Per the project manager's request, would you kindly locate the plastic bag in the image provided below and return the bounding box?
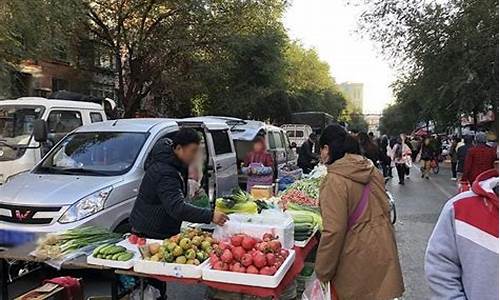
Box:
[302,273,332,300]
[130,284,161,300]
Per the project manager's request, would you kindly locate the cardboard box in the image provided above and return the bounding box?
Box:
[250,185,273,199]
[15,282,65,300]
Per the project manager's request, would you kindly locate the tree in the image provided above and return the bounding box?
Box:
[0,0,82,96]
[82,0,287,117]
[357,0,498,133]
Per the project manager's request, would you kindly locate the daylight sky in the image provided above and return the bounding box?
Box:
[284,0,394,114]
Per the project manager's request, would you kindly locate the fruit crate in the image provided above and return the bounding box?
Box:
[133,258,209,278]
[87,240,140,269]
[202,250,296,288]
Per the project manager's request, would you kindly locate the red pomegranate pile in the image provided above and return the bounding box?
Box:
[209,233,290,276]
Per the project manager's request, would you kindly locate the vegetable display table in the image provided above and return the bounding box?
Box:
[116,236,318,299]
[0,242,119,300]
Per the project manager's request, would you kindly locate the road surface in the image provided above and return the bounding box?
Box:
[390,163,457,299]
[7,163,458,299]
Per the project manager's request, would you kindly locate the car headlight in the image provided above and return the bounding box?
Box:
[59,186,113,223]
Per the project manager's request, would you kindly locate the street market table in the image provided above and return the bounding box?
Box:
[116,236,318,299]
[0,241,119,300]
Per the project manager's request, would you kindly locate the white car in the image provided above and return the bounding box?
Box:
[281,124,313,147]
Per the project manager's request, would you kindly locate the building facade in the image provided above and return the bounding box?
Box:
[339,82,364,112]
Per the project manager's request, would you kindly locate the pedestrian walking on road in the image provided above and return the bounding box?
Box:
[419,137,433,179]
[425,168,498,300]
[393,137,412,185]
[456,135,473,178]
[378,135,392,178]
[462,132,498,184]
[359,131,380,167]
[315,124,404,300]
[449,137,460,180]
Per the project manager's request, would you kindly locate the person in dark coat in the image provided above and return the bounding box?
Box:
[358,132,380,167]
[297,133,319,173]
[456,135,473,178]
[130,128,228,239]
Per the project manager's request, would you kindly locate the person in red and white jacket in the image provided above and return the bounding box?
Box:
[425,168,498,300]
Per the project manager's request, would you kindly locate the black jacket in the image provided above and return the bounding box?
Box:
[456,143,472,173]
[297,139,318,170]
[130,138,212,239]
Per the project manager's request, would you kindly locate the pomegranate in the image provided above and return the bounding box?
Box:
[241,236,257,250]
[246,265,259,274]
[268,240,281,253]
[222,263,230,271]
[240,253,253,267]
[253,251,267,269]
[279,248,289,259]
[213,261,224,270]
[265,253,276,266]
[219,241,232,251]
[259,266,274,275]
[269,265,277,275]
[230,235,244,247]
[221,249,233,263]
[262,233,274,242]
[231,246,246,261]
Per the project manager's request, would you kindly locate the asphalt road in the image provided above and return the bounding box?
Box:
[8,163,458,300]
[389,162,457,300]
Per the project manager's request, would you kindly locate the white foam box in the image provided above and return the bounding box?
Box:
[214,211,295,249]
[202,249,296,288]
[133,259,209,279]
[87,239,140,269]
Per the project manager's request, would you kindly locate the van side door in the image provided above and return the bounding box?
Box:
[208,129,238,196]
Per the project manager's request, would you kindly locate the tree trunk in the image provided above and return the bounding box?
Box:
[115,47,125,117]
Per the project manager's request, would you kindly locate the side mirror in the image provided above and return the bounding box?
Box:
[33,119,48,143]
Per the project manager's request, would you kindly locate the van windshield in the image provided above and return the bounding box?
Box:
[36,132,148,176]
[0,105,44,161]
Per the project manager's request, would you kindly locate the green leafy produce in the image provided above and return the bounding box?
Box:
[34,227,121,260]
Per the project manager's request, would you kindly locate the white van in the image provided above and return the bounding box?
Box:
[280,124,313,147]
[0,97,106,184]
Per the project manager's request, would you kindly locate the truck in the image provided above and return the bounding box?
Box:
[290,111,335,134]
[0,118,238,233]
[0,97,107,185]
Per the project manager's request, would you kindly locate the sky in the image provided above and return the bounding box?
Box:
[284,0,395,114]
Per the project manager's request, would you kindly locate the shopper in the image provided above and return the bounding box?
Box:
[419,137,433,179]
[449,137,460,180]
[315,124,404,300]
[401,133,412,178]
[425,169,498,300]
[359,132,380,167]
[378,135,392,178]
[393,137,412,185]
[297,133,319,173]
[130,128,228,239]
[456,135,473,178]
[243,135,274,191]
[462,132,498,184]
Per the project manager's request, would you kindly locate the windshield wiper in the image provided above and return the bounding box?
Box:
[56,168,110,176]
[0,140,19,150]
[37,166,109,176]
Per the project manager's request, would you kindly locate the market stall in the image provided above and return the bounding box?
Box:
[1,170,326,299]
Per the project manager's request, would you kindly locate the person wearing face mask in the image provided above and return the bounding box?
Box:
[130,128,229,240]
[315,124,404,300]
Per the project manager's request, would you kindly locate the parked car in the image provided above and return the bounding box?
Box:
[0,118,238,233]
[0,97,107,185]
[280,124,313,147]
[191,117,297,188]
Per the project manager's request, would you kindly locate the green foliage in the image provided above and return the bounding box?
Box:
[358,0,498,133]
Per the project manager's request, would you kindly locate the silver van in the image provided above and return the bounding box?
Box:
[0,118,238,233]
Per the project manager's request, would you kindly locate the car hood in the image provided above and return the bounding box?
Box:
[0,173,123,206]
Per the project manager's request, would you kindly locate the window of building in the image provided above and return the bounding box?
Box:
[52,78,67,92]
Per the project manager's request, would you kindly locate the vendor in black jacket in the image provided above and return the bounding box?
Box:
[130,128,228,239]
[297,133,319,174]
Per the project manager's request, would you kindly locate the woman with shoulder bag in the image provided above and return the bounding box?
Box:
[314,124,404,300]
